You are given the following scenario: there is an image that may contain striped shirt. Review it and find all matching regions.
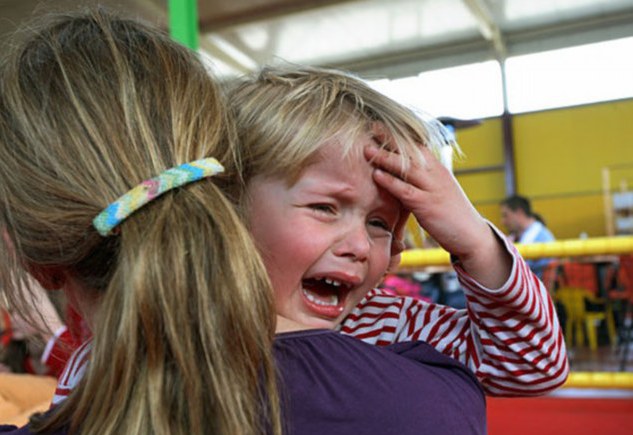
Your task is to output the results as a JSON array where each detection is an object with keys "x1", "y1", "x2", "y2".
[
  {"x1": 51, "y1": 340, "x2": 91, "y2": 406},
  {"x1": 51, "y1": 229, "x2": 568, "y2": 404},
  {"x1": 340, "y1": 236, "x2": 569, "y2": 396}
]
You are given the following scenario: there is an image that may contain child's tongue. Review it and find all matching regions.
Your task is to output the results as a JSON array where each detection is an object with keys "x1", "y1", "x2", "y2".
[{"x1": 301, "y1": 279, "x2": 345, "y2": 317}]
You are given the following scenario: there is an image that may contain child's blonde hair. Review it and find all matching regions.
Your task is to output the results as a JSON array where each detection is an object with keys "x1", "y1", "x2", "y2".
[
  {"x1": 225, "y1": 64, "x2": 453, "y2": 205},
  {"x1": 0, "y1": 10, "x2": 280, "y2": 435}
]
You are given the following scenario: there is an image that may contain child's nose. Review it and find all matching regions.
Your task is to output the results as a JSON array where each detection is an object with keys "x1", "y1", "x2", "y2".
[{"x1": 334, "y1": 223, "x2": 371, "y2": 261}]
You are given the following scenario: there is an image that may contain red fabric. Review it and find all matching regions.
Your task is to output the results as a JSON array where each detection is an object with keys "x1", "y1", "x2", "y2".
[
  {"x1": 41, "y1": 306, "x2": 89, "y2": 379},
  {"x1": 606, "y1": 255, "x2": 633, "y2": 305},
  {"x1": 65, "y1": 305, "x2": 90, "y2": 345},
  {"x1": 617, "y1": 255, "x2": 633, "y2": 298},
  {"x1": 488, "y1": 396, "x2": 633, "y2": 435},
  {"x1": 42, "y1": 329, "x2": 79, "y2": 378},
  {"x1": 541, "y1": 261, "x2": 561, "y2": 292},
  {"x1": 0, "y1": 309, "x2": 12, "y2": 347}
]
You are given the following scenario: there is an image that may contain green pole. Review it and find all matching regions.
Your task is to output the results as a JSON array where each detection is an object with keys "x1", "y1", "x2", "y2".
[{"x1": 168, "y1": 0, "x2": 199, "y2": 50}]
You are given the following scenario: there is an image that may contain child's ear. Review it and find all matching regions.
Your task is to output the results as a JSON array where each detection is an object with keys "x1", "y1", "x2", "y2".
[
  {"x1": 388, "y1": 239, "x2": 406, "y2": 272},
  {"x1": 26, "y1": 264, "x2": 67, "y2": 291},
  {"x1": 387, "y1": 211, "x2": 410, "y2": 273},
  {"x1": 390, "y1": 239, "x2": 406, "y2": 257},
  {"x1": 387, "y1": 252, "x2": 402, "y2": 273}
]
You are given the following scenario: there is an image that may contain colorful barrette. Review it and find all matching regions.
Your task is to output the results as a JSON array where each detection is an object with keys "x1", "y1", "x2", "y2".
[{"x1": 93, "y1": 157, "x2": 224, "y2": 236}]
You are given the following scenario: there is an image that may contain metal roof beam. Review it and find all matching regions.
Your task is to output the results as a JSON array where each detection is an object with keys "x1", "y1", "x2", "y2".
[
  {"x1": 199, "y1": 0, "x2": 356, "y2": 32},
  {"x1": 462, "y1": 0, "x2": 506, "y2": 58}
]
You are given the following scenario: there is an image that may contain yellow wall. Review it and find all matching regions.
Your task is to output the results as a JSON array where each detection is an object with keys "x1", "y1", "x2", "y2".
[
  {"x1": 454, "y1": 98, "x2": 633, "y2": 239},
  {"x1": 455, "y1": 118, "x2": 504, "y2": 171}
]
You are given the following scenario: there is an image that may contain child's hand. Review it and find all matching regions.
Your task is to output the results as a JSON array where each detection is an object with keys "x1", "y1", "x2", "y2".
[
  {"x1": 365, "y1": 145, "x2": 512, "y2": 288},
  {"x1": 365, "y1": 144, "x2": 486, "y2": 256}
]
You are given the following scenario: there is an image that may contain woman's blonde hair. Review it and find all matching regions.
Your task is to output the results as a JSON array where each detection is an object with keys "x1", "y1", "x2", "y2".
[
  {"x1": 225, "y1": 64, "x2": 453, "y2": 205},
  {"x1": 0, "y1": 9, "x2": 280, "y2": 435}
]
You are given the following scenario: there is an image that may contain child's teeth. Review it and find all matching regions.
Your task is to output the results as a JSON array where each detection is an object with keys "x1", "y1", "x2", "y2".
[
  {"x1": 324, "y1": 278, "x2": 341, "y2": 287},
  {"x1": 304, "y1": 290, "x2": 339, "y2": 306}
]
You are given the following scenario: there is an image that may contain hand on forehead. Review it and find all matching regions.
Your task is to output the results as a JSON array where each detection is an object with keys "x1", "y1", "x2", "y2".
[
  {"x1": 366, "y1": 123, "x2": 428, "y2": 264},
  {"x1": 370, "y1": 122, "x2": 391, "y2": 148}
]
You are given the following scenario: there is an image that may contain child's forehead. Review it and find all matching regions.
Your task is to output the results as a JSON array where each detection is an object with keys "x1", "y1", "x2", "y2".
[
  {"x1": 266, "y1": 119, "x2": 416, "y2": 186},
  {"x1": 305, "y1": 132, "x2": 373, "y2": 166},
  {"x1": 272, "y1": 134, "x2": 366, "y2": 188}
]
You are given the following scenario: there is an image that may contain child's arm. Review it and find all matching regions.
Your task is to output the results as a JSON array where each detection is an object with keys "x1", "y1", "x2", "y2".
[
  {"x1": 366, "y1": 144, "x2": 511, "y2": 288},
  {"x1": 355, "y1": 145, "x2": 569, "y2": 396},
  {"x1": 341, "y1": 237, "x2": 569, "y2": 396}
]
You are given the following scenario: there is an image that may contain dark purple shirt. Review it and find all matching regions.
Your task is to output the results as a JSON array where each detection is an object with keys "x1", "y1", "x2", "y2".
[
  {"x1": 275, "y1": 329, "x2": 486, "y2": 435},
  {"x1": 1, "y1": 330, "x2": 485, "y2": 434}
]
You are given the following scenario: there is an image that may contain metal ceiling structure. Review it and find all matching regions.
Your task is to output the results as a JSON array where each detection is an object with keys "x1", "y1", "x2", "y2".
[
  {"x1": 2, "y1": 0, "x2": 633, "y2": 79},
  {"x1": 200, "y1": 0, "x2": 633, "y2": 78},
  {"x1": 3, "y1": 0, "x2": 633, "y2": 197}
]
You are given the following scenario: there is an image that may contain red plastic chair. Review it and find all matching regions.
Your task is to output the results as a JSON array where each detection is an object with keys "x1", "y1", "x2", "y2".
[
  {"x1": 541, "y1": 261, "x2": 562, "y2": 294},
  {"x1": 560, "y1": 262, "x2": 599, "y2": 294}
]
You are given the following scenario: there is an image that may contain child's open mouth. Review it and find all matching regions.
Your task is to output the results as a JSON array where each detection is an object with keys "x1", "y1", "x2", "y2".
[{"x1": 301, "y1": 277, "x2": 352, "y2": 319}]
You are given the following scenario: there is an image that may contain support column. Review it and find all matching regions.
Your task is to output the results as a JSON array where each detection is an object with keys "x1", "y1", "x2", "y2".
[
  {"x1": 500, "y1": 59, "x2": 517, "y2": 196},
  {"x1": 168, "y1": 0, "x2": 199, "y2": 50}
]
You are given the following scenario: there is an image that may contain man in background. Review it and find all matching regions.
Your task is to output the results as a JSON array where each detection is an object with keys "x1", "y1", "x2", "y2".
[{"x1": 500, "y1": 194, "x2": 555, "y2": 279}]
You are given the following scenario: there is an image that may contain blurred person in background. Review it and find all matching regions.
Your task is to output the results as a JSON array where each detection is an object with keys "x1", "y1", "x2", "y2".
[{"x1": 500, "y1": 194, "x2": 555, "y2": 279}]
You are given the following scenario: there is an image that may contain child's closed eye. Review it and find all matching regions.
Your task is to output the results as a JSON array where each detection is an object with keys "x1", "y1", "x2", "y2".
[
  {"x1": 309, "y1": 203, "x2": 336, "y2": 215},
  {"x1": 368, "y1": 218, "x2": 393, "y2": 234}
]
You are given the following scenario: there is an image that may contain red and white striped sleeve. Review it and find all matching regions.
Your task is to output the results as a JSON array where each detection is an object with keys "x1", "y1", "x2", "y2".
[
  {"x1": 40, "y1": 325, "x2": 82, "y2": 378},
  {"x1": 51, "y1": 340, "x2": 92, "y2": 406},
  {"x1": 340, "y1": 228, "x2": 569, "y2": 397}
]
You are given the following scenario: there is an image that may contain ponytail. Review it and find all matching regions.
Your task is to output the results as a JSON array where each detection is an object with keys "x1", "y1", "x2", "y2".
[{"x1": 0, "y1": 9, "x2": 281, "y2": 435}]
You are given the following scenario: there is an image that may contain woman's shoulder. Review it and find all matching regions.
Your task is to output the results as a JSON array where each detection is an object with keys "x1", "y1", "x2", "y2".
[
  {"x1": 274, "y1": 328, "x2": 374, "y2": 355},
  {"x1": 274, "y1": 330, "x2": 486, "y2": 435}
]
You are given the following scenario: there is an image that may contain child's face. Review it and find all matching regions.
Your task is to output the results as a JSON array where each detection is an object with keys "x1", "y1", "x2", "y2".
[{"x1": 246, "y1": 136, "x2": 401, "y2": 329}]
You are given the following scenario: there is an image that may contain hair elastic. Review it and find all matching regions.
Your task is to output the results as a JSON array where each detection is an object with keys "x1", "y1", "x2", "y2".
[{"x1": 93, "y1": 157, "x2": 224, "y2": 236}]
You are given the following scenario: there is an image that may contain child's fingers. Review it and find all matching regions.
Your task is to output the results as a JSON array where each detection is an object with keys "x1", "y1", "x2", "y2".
[
  {"x1": 365, "y1": 145, "x2": 411, "y2": 178},
  {"x1": 366, "y1": 144, "x2": 438, "y2": 192},
  {"x1": 370, "y1": 122, "x2": 399, "y2": 151},
  {"x1": 372, "y1": 168, "x2": 425, "y2": 211}
]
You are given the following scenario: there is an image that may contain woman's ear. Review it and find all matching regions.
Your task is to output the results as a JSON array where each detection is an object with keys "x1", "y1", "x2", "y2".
[{"x1": 26, "y1": 264, "x2": 67, "y2": 291}]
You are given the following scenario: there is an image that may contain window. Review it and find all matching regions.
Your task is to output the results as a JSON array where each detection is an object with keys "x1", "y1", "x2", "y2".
[
  {"x1": 368, "y1": 61, "x2": 504, "y2": 120},
  {"x1": 506, "y1": 37, "x2": 633, "y2": 113}
]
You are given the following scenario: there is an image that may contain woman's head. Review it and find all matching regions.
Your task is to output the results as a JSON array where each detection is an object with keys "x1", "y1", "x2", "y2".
[
  {"x1": 0, "y1": 9, "x2": 235, "y2": 292},
  {"x1": 0, "y1": 10, "x2": 279, "y2": 435}
]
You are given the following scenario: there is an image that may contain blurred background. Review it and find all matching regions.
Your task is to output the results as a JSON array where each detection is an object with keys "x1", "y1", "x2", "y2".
[
  {"x1": 2, "y1": 1, "x2": 633, "y2": 433},
  {"x1": 3, "y1": 0, "x2": 633, "y2": 238}
]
